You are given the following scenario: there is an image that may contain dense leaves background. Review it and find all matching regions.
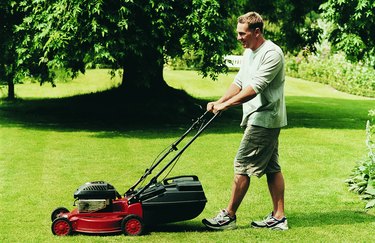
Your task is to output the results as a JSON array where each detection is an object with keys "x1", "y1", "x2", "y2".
[
  {"x1": 14, "y1": 0, "x2": 239, "y2": 90},
  {"x1": 321, "y1": 0, "x2": 375, "y2": 66},
  {"x1": 1, "y1": 0, "x2": 374, "y2": 99}
]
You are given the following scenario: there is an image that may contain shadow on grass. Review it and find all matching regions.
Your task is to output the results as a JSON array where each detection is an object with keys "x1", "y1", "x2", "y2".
[
  {"x1": 73, "y1": 221, "x2": 208, "y2": 237},
  {"x1": 147, "y1": 221, "x2": 207, "y2": 233},
  {"x1": 73, "y1": 210, "x2": 375, "y2": 236},
  {"x1": 149, "y1": 210, "x2": 375, "y2": 232},
  {"x1": 0, "y1": 87, "x2": 374, "y2": 134},
  {"x1": 286, "y1": 96, "x2": 375, "y2": 130},
  {"x1": 0, "y1": 87, "x2": 241, "y2": 135}
]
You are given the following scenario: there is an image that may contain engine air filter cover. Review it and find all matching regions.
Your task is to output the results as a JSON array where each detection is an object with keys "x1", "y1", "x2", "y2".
[{"x1": 74, "y1": 181, "x2": 117, "y2": 200}]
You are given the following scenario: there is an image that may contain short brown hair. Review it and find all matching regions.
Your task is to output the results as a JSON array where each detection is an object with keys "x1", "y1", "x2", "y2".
[{"x1": 237, "y1": 12, "x2": 264, "y2": 33}]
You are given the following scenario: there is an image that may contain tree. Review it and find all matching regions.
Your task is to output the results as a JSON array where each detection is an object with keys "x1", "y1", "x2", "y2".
[
  {"x1": 15, "y1": 0, "x2": 239, "y2": 94},
  {"x1": 0, "y1": 1, "x2": 26, "y2": 99},
  {"x1": 321, "y1": 0, "x2": 375, "y2": 66}
]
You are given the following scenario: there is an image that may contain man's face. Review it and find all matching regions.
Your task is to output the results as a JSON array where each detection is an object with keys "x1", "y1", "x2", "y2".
[{"x1": 236, "y1": 22, "x2": 256, "y2": 49}]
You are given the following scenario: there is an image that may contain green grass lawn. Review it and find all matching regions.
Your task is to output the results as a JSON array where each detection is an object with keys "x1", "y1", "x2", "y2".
[{"x1": 1, "y1": 69, "x2": 375, "y2": 242}]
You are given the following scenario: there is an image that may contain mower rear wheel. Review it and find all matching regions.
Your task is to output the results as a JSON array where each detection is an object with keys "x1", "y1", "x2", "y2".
[
  {"x1": 51, "y1": 218, "x2": 73, "y2": 236},
  {"x1": 51, "y1": 207, "x2": 70, "y2": 221},
  {"x1": 121, "y1": 215, "x2": 144, "y2": 236}
]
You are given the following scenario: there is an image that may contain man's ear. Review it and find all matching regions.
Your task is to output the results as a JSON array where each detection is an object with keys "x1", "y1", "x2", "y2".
[{"x1": 254, "y1": 28, "x2": 262, "y2": 37}]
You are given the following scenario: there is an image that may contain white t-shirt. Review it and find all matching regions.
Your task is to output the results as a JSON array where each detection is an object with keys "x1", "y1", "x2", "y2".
[{"x1": 234, "y1": 40, "x2": 287, "y2": 128}]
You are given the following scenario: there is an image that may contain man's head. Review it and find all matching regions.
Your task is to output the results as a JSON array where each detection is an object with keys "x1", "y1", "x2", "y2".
[{"x1": 236, "y1": 12, "x2": 265, "y2": 50}]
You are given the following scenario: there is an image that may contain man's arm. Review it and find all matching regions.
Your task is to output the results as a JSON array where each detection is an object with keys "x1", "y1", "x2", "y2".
[
  {"x1": 207, "y1": 83, "x2": 242, "y2": 112},
  {"x1": 212, "y1": 85, "x2": 257, "y2": 113},
  {"x1": 210, "y1": 50, "x2": 283, "y2": 113}
]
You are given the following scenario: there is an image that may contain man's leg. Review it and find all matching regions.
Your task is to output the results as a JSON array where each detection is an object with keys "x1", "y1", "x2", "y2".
[
  {"x1": 202, "y1": 174, "x2": 249, "y2": 230},
  {"x1": 266, "y1": 171, "x2": 285, "y2": 219},
  {"x1": 227, "y1": 174, "x2": 250, "y2": 217}
]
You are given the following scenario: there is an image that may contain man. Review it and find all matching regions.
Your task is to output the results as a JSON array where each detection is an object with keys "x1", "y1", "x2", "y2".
[{"x1": 202, "y1": 12, "x2": 288, "y2": 231}]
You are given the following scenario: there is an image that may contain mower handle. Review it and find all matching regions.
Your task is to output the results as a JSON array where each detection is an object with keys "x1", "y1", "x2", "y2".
[{"x1": 126, "y1": 111, "x2": 220, "y2": 201}]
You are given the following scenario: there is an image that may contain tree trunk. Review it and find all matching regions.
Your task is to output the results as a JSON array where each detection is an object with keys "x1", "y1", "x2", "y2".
[
  {"x1": 120, "y1": 47, "x2": 168, "y2": 92},
  {"x1": 7, "y1": 79, "x2": 15, "y2": 100}
]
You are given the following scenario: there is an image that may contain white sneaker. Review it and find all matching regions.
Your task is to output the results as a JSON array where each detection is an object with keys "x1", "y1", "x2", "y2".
[
  {"x1": 202, "y1": 209, "x2": 237, "y2": 230},
  {"x1": 251, "y1": 212, "x2": 289, "y2": 230}
]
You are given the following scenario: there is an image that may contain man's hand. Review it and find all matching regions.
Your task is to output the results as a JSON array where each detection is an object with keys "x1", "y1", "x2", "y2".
[
  {"x1": 207, "y1": 102, "x2": 218, "y2": 112},
  {"x1": 207, "y1": 101, "x2": 229, "y2": 114}
]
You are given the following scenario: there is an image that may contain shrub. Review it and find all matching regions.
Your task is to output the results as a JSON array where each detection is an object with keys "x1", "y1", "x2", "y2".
[
  {"x1": 286, "y1": 50, "x2": 375, "y2": 97},
  {"x1": 345, "y1": 110, "x2": 375, "y2": 210}
]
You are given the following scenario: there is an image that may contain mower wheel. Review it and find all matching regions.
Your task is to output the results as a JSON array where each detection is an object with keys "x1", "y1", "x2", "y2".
[
  {"x1": 51, "y1": 217, "x2": 73, "y2": 236},
  {"x1": 51, "y1": 207, "x2": 70, "y2": 221},
  {"x1": 121, "y1": 215, "x2": 144, "y2": 236}
]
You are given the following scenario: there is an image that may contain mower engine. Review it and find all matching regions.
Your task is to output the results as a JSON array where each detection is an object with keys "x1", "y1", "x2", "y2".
[{"x1": 74, "y1": 181, "x2": 120, "y2": 213}]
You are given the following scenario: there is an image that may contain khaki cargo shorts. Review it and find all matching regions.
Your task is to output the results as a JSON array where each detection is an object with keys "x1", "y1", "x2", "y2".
[{"x1": 234, "y1": 125, "x2": 281, "y2": 178}]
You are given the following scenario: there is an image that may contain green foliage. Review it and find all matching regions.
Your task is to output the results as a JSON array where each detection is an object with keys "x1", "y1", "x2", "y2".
[
  {"x1": 321, "y1": 0, "x2": 375, "y2": 66},
  {"x1": 346, "y1": 110, "x2": 375, "y2": 210},
  {"x1": 15, "y1": 0, "x2": 239, "y2": 88},
  {"x1": 286, "y1": 50, "x2": 375, "y2": 97},
  {"x1": 182, "y1": 0, "x2": 239, "y2": 79},
  {"x1": 0, "y1": 1, "x2": 28, "y2": 98},
  {"x1": 240, "y1": 0, "x2": 324, "y2": 53},
  {"x1": 167, "y1": 52, "x2": 202, "y2": 71}
]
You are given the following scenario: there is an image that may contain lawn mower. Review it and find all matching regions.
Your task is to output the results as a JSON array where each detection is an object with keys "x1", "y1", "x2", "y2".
[{"x1": 50, "y1": 111, "x2": 219, "y2": 236}]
